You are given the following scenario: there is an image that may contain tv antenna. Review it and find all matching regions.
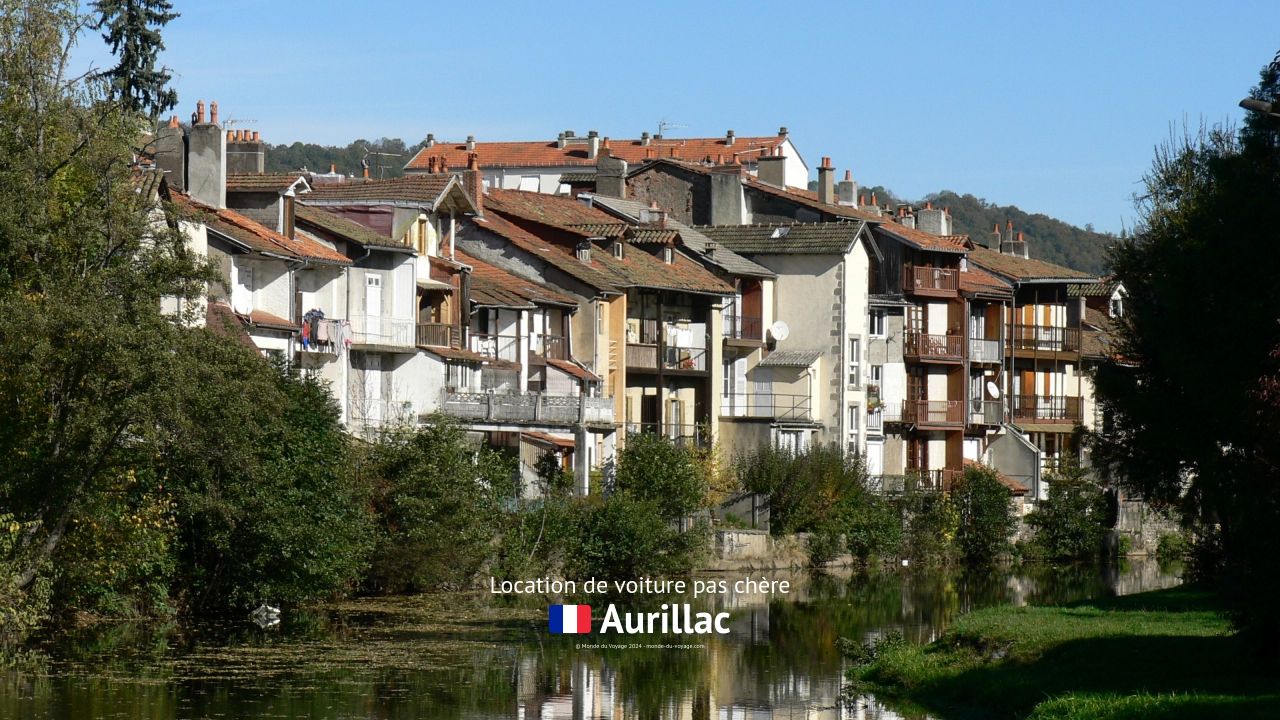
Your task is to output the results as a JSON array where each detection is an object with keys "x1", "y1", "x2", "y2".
[
  {"x1": 656, "y1": 118, "x2": 686, "y2": 138},
  {"x1": 360, "y1": 145, "x2": 403, "y2": 180}
]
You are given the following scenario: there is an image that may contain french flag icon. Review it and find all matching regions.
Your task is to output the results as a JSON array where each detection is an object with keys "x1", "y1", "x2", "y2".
[{"x1": 548, "y1": 604, "x2": 592, "y2": 634}]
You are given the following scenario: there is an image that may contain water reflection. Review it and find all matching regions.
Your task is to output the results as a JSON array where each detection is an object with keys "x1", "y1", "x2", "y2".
[{"x1": 4, "y1": 561, "x2": 1180, "y2": 720}]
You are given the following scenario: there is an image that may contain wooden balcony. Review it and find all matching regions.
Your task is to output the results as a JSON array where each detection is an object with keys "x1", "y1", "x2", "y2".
[
  {"x1": 1010, "y1": 395, "x2": 1082, "y2": 424},
  {"x1": 415, "y1": 322, "x2": 457, "y2": 348},
  {"x1": 625, "y1": 422, "x2": 709, "y2": 449},
  {"x1": 900, "y1": 399, "x2": 964, "y2": 428},
  {"x1": 903, "y1": 266, "x2": 958, "y2": 297},
  {"x1": 904, "y1": 332, "x2": 963, "y2": 363},
  {"x1": 625, "y1": 342, "x2": 708, "y2": 373},
  {"x1": 1007, "y1": 324, "x2": 1081, "y2": 356}
]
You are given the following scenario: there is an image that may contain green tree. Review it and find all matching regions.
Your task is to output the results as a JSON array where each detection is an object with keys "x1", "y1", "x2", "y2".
[
  {"x1": 950, "y1": 466, "x2": 1015, "y2": 565},
  {"x1": 1093, "y1": 50, "x2": 1280, "y2": 653},
  {"x1": 358, "y1": 417, "x2": 517, "y2": 593},
  {"x1": 615, "y1": 433, "x2": 707, "y2": 521},
  {"x1": 92, "y1": 0, "x2": 179, "y2": 117},
  {"x1": 1026, "y1": 467, "x2": 1108, "y2": 561}
]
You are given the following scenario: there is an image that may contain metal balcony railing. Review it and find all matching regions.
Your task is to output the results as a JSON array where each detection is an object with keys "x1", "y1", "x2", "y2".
[
  {"x1": 469, "y1": 333, "x2": 521, "y2": 363},
  {"x1": 348, "y1": 315, "x2": 416, "y2": 347},
  {"x1": 723, "y1": 314, "x2": 764, "y2": 341},
  {"x1": 720, "y1": 393, "x2": 812, "y2": 422},
  {"x1": 900, "y1": 399, "x2": 965, "y2": 426},
  {"x1": 1010, "y1": 395, "x2": 1082, "y2": 423},
  {"x1": 969, "y1": 399, "x2": 1005, "y2": 426},
  {"x1": 625, "y1": 422, "x2": 709, "y2": 448},
  {"x1": 1007, "y1": 324, "x2": 1081, "y2": 353},
  {"x1": 969, "y1": 337, "x2": 1002, "y2": 364}
]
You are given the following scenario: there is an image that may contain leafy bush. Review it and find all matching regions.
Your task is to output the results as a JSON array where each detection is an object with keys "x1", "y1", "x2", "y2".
[
  {"x1": 1156, "y1": 532, "x2": 1191, "y2": 565},
  {"x1": 359, "y1": 416, "x2": 516, "y2": 593},
  {"x1": 899, "y1": 490, "x2": 958, "y2": 565},
  {"x1": 846, "y1": 495, "x2": 902, "y2": 562},
  {"x1": 736, "y1": 443, "x2": 867, "y2": 535},
  {"x1": 567, "y1": 497, "x2": 706, "y2": 581},
  {"x1": 950, "y1": 466, "x2": 1016, "y2": 565},
  {"x1": 615, "y1": 433, "x2": 707, "y2": 521},
  {"x1": 1026, "y1": 467, "x2": 1109, "y2": 561}
]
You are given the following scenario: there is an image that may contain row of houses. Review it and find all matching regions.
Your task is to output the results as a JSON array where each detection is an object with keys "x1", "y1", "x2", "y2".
[{"x1": 150, "y1": 103, "x2": 1122, "y2": 500}]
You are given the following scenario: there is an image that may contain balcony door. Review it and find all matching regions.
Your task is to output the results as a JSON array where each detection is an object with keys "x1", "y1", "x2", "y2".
[
  {"x1": 364, "y1": 353, "x2": 382, "y2": 425},
  {"x1": 365, "y1": 274, "x2": 383, "y2": 338}
]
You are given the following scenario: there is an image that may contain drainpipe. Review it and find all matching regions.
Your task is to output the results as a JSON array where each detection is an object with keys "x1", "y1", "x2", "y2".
[{"x1": 449, "y1": 211, "x2": 456, "y2": 261}]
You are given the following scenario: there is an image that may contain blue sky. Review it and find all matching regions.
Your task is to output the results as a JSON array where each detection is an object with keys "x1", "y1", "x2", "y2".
[{"x1": 74, "y1": 1, "x2": 1280, "y2": 233}]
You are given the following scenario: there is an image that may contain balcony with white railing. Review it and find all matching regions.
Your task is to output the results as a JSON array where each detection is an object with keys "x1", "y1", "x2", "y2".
[
  {"x1": 969, "y1": 337, "x2": 1002, "y2": 364},
  {"x1": 469, "y1": 333, "x2": 521, "y2": 363},
  {"x1": 348, "y1": 315, "x2": 416, "y2": 349},
  {"x1": 969, "y1": 399, "x2": 1004, "y2": 426},
  {"x1": 440, "y1": 391, "x2": 614, "y2": 426},
  {"x1": 1010, "y1": 395, "x2": 1082, "y2": 424}
]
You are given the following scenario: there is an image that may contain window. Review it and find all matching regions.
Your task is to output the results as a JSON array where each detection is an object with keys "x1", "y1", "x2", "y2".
[
  {"x1": 1110, "y1": 296, "x2": 1123, "y2": 318},
  {"x1": 848, "y1": 405, "x2": 861, "y2": 453},
  {"x1": 518, "y1": 175, "x2": 540, "y2": 192},
  {"x1": 869, "y1": 309, "x2": 886, "y2": 337},
  {"x1": 848, "y1": 337, "x2": 861, "y2": 387},
  {"x1": 870, "y1": 364, "x2": 883, "y2": 386},
  {"x1": 662, "y1": 247, "x2": 674, "y2": 264}
]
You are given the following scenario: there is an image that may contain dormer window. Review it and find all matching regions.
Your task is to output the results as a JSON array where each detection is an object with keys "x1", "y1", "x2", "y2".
[
  {"x1": 613, "y1": 242, "x2": 624, "y2": 259},
  {"x1": 576, "y1": 241, "x2": 592, "y2": 264},
  {"x1": 663, "y1": 247, "x2": 674, "y2": 264}
]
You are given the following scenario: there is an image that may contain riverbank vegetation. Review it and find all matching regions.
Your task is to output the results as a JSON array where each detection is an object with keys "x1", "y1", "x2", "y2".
[{"x1": 846, "y1": 585, "x2": 1280, "y2": 719}]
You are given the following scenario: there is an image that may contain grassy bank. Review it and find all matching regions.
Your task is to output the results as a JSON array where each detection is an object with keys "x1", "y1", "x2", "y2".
[{"x1": 848, "y1": 585, "x2": 1280, "y2": 719}]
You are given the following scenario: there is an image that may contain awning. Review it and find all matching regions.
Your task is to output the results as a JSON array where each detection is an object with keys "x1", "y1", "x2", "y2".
[{"x1": 417, "y1": 277, "x2": 453, "y2": 291}]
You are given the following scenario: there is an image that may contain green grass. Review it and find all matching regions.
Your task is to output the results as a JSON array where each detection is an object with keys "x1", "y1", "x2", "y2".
[{"x1": 850, "y1": 586, "x2": 1280, "y2": 719}]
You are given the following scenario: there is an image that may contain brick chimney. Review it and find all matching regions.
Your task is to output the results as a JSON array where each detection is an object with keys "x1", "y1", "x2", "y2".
[{"x1": 816, "y1": 156, "x2": 835, "y2": 204}]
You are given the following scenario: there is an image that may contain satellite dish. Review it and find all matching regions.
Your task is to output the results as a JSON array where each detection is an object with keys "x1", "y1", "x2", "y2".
[
  {"x1": 986, "y1": 381, "x2": 1001, "y2": 399},
  {"x1": 769, "y1": 320, "x2": 790, "y2": 342}
]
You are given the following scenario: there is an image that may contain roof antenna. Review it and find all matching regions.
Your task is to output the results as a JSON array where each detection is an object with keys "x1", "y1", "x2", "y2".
[
  {"x1": 656, "y1": 118, "x2": 686, "y2": 139},
  {"x1": 360, "y1": 144, "x2": 402, "y2": 180}
]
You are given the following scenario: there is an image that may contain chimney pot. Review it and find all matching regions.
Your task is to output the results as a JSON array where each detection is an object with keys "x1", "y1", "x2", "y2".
[
  {"x1": 425, "y1": 133, "x2": 435, "y2": 147},
  {"x1": 466, "y1": 135, "x2": 476, "y2": 151},
  {"x1": 726, "y1": 129, "x2": 735, "y2": 146},
  {"x1": 330, "y1": 163, "x2": 336, "y2": 173},
  {"x1": 195, "y1": 100, "x2": 205, "y2": 124},
  {"x1": 253, "y1": 131, "x2": 260, "y2": 142},
  {"x1": 844, "y1": 170, "x2": 852, "y2": 181},
  {"x1": 168, "y1": 115, "x2": 179, "y2": 129},
  {"x1": 226, "y1": 130, "x2": 234, "y2": 142},
  {"x1": 588, "y1": 130, "x2": 599, "y2": 138},
  {"x1": 209, "y1": 101, "x2": 218, "y2": 125},
  {"x1": 467, "y1": 151, "x2": 479, "y2": 170},
  {"x1": 778, "y1": 126, "x2": 788, "y2": 136}
]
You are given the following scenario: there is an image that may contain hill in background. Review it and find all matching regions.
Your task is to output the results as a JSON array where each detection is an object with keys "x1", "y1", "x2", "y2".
[
  {"x1": 265, "y1": 138, "x2": 1116, "y2": 275},
  {"x1": 861, "y1": 185, "x2": 1116, "y2": 275}
]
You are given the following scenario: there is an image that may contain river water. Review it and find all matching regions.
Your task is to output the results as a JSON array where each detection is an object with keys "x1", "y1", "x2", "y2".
[{"x1": 3, "y1": 560, "x2": 1180, "y2": 720}]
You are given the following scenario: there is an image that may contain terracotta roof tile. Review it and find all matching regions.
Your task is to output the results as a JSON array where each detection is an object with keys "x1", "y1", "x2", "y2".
[
  {"x1": 455, "y1": 249, "x2": 578, "y2": 308},
  {"x1": 406, "y1": 134, "x2": 788, "y2": 170},
  {"x1": 304, "y1": 175, "x2": 455, "y2": 205},
  {"x1": 466, "y1": 213, "x2": 622, "y2": 293},
  {"x1": 205, "y1": 301, "x2": 258, "y2": 351},
  {"x1": 246, "y1": 309, "x2": 297, "y2": 331},
  {"x1": 964, "y1": 460, "x2": 1028, "y2": 496},
  {"x1": 547, "y1": 358, "x2": 600, "y2": 382},
  {"x1": 967, "y1": 246, "x2": 1095, "y2": 282},
  {"x1": 960, "y1": 265, "x2": 1013, "y2": 297},
  {"x1": 872, "y1": 222, "x2": 969, "y2": 254},
  {"x1": 482, "y1": 192, "x2": 733, "y2": 295},
  {"x1": 172, "y1": 192, "x2": 350, "y2": 265}
]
